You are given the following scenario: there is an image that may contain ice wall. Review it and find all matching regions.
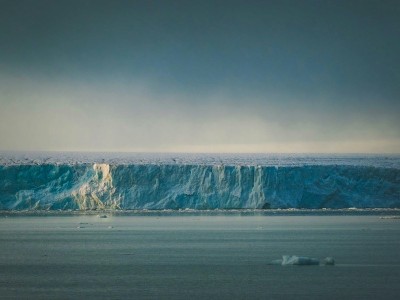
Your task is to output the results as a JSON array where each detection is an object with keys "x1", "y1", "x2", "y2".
[{"x1": 0, "y1": 164, "x2": 399, "y2": 210}]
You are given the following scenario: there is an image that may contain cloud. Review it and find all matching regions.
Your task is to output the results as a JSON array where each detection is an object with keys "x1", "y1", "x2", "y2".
[{"x1": 0, "y1": 74, "x2": 399, "y2": 153}]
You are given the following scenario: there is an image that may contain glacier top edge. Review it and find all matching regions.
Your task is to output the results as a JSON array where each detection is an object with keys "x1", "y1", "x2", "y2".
[{"x1": 1, "y1": 151, "x2": 399, "y2": 169}]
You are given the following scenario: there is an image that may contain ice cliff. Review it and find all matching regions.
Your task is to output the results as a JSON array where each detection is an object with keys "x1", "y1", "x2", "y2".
[{"x1": 0, "y1": 163, "x2": 399, "y2": 210}]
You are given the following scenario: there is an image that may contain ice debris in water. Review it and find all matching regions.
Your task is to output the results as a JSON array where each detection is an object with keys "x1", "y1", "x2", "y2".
[
  {"x1": 98, "y1": 215, "x2": 107, "y2": 218},
  {"x1": 281, "y1": 255, "x2": 320, "y2": 265},
  {"x1": 271, "y1": 255, "x2": 335, "y2": 266},
  {"x1": 323, "y1": 257, "x2": 335, "y2": 265}
]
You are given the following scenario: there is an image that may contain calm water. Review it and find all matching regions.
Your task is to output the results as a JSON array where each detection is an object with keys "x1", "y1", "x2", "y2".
[{"x1": 1, "y1": 215, "x2": 399, "y2": 299}]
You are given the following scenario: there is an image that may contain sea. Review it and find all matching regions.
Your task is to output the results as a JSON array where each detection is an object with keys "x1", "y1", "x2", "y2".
[{"x1": 1, "y1": 213, "x2": 400, "y2": 299}]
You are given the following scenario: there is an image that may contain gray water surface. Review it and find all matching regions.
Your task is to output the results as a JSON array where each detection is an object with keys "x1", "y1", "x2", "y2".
[{"x1": 0, "y1": 215, "x2": 399, "y2": 299}]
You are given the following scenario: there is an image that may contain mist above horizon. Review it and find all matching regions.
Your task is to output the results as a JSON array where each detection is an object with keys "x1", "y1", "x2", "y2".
[{"x1": 1, "y1": 0, "x2": 399, "y2": 154}]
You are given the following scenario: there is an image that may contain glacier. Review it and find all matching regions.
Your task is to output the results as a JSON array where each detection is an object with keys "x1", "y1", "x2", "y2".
[{"x1": 0, "y1": 158, "x2": 399, "y2": 210}]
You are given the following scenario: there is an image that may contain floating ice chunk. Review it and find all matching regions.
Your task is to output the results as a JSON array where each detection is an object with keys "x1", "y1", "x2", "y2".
[
  {"x1": 270, "y1": 255, "x2": 336, "y2": 266},
  {"x1": 98, "y1": 215, "x2": 107, "y2": 218},
  {"x1": 323, "y1": 257, "x2": 335, "y2": 265},
  {"x1": 270, "y1": 259, "x2": 283, "y2": 265},
  {"x1": 281, "y1": 255, "x2": 320, "y2": 266}
]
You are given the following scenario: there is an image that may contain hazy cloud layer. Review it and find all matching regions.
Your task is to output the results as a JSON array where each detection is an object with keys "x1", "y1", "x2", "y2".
[{"x1": 0, "y1": 0, "x2": 399, "y2": 153}]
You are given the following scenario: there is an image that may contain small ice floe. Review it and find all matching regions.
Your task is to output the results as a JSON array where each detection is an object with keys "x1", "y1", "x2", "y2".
[
  {"x1": 380, "y1": 216, "x2": 400, "y2": 219},
  {"x1": 108, "y1": 226, "x2": 113, "y2": 229},
  {"x1": 270, "y1": 255, "x2": 332, "y2": 266},
  {"x1": 76, "y1": 226, "x2": 85, "y2": 229},
  {"x1": 281, "y1": 255, "x2": 319, "y2": 266},
  {"x1": 323, "y1": 257, "x2": 335, "y2": 266},
  {"x1": 98, "y1": 215, "x2": 108, "y2": 218}
]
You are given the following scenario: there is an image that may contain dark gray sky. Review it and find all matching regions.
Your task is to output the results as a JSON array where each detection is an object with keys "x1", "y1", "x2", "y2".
[{"x1": 1, "y1": 0, "x2": 399, "y2": 153}]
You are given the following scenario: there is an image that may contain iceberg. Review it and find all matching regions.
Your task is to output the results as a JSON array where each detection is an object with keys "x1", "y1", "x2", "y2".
[
  {"x1": 270, "y1": 256, "x2": 334, "y2": 266},
  {"x1": 0, "y1": 160, "x2": 399, "y2": 210},
  {"x1": 323, "y1": 257, "x2": 335, "y2": 265},
  {"x1": 281, "y1": 256, "x2": 320, "y2": 266}
]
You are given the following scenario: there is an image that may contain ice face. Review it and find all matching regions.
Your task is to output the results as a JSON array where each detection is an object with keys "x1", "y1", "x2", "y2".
[{"x1": 0, "y1": 161, "x2": 399, "y2": 210}]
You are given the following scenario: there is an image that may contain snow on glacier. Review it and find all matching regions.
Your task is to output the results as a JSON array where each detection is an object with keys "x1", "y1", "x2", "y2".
[{"x1": 0, "y1": 152, "x2": 399, "y2": 210}]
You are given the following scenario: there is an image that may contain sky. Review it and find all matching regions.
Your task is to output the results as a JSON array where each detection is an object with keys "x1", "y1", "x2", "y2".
[{"x1": 0, "y1": 0, "x2": 399, "y2": 153}]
